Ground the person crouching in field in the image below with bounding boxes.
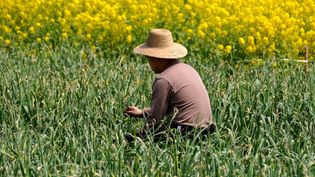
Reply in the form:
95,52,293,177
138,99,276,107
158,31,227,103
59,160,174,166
124,29,215,142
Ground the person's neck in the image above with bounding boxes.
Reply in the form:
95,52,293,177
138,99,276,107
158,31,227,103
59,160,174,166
164,59,179,70
153,59,179,74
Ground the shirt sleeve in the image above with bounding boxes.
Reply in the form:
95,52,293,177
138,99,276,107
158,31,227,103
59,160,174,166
146,78,172,125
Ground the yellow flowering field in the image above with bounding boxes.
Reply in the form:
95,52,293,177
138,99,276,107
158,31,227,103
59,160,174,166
1,0,315,60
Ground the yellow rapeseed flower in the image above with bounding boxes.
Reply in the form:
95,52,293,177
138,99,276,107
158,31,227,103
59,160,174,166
2,25,12,33
127,34,132,43
86,34,91,41
126,26,132,32
44,36,50,42
0,0,314,59
62,32,68,39
217,44,224,50
239,37,245,45
186,29,193,34
225,45,232,54
184,4,192,11
267,42,276,54
198,30,205,39
246,46,256,53
247,36,255,46
263,37,269,44
4,39,11,46
210,32,216,38
22,33,27,39
36,37,41,43
81,50,87,60
29,26,35,34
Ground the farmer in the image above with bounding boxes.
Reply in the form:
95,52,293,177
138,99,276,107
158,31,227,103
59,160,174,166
124,29,215,141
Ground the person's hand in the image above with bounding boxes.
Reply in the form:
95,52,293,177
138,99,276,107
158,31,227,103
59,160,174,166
123,106,143,118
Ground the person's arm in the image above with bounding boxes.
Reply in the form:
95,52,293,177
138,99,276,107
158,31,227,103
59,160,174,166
123,106,151,118
123,106,143,118
146,78,172,126
123,78,171,122
142,107,151,117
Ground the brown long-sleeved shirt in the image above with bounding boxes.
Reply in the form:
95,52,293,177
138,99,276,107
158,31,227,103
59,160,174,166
144,62,213,128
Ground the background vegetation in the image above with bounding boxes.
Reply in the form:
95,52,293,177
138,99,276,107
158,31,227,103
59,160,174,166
1,0,315,176
1,0,315,61
0,47,314,176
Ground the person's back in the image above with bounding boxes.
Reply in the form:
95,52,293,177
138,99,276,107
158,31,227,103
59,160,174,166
155,62,212,128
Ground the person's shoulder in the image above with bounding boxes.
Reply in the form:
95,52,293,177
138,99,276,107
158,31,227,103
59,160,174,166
175,62,190,67
165,62,190,72
175,62,195,70
160,63,192,77
154,76,173,89
175,63,199,75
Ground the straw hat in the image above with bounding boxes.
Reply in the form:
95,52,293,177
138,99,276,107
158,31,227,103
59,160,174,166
133,29,187,59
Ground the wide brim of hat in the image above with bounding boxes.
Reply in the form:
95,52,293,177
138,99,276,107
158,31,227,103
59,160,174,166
133,43,187,59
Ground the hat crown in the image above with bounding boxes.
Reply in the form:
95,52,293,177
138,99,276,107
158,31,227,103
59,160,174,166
146,29,174,48
133,28,187,59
